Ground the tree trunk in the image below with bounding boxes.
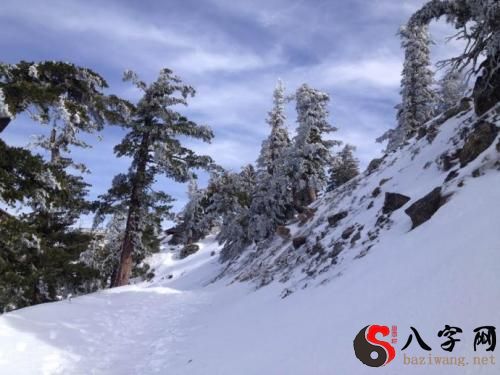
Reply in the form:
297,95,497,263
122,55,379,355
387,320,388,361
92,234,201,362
50,128,61,165
111,130,150,287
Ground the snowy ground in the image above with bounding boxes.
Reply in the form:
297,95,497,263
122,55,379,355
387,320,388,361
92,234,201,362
1,171,500,375
0,105,499,374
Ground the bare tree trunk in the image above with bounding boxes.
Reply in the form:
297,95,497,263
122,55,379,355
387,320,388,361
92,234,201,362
111,130,150,287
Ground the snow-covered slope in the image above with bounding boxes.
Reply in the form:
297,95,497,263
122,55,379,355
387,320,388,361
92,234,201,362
0,103,499,375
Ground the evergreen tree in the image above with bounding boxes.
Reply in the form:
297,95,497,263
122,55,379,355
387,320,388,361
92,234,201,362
205,166,255,262
399,25,436,138
327,144,360,191
0,61,123,309
110,69,214,286
174,177,213,245
436,68,468,112
249,80,293,242
290,84,339,208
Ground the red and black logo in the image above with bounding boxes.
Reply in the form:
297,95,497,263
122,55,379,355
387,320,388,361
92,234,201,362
353,325,396,367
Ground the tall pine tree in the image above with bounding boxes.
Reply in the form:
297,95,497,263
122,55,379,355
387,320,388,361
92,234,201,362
110,69,214,286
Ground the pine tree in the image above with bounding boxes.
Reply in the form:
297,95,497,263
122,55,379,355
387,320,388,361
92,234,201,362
436,68,468,112
398,25,436,138
110,69,214,286
204,166,255,262
328,144,360,191
175,177,213,245
249,80,293,242
290,84,339,208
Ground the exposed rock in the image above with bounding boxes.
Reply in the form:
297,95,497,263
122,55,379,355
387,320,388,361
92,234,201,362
444,170,459,183
367,201,374,210
472,168,481,178
166,226,185,245
440,153,457,172
379,178,391,186
276,225,291,239
341,226,356,240
417,126,427,140
327,211,348,226
179,244,200,259
371,187,381,198
366,158,383,174
382,192,411,214
292,236,307,249
459,121,499,167
404,187,444,229
497,139,500,153
350,231,361,245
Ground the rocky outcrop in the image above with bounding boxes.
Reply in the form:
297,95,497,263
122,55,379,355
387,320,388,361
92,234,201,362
327,211,348,226
292,236,307,249
366,158,383,175
179,244,200,259
404,187,444,229
382,192,411,214
459,121,499,167
276,225,291,239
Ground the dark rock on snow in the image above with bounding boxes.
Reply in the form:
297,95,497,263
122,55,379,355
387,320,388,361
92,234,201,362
341,226,356,240
382,192,411,214
327,211,348,226
276,225,291,239
293,236,307,249
459,121,498,167
179,244,200,259
404,187,444,229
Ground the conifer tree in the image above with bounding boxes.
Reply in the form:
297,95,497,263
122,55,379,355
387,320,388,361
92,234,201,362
436,68,468,112
110,69,214,286
328,144,360,191
290,84,339,208
249,80,293,242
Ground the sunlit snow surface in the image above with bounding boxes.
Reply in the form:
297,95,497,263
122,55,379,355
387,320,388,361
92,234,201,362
0,106,499,374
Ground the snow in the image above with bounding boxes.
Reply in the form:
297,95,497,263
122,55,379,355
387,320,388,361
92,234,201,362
0,106,499,374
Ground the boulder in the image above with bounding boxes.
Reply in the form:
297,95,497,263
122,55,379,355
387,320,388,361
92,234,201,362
366,158,383,175
459,121,499,167
404,187,443,229
327,211,348,226
179,244,200,259
341,225,356,240
371,187,381,198
382,192,411,214
276,225,291,239
292,236,307,249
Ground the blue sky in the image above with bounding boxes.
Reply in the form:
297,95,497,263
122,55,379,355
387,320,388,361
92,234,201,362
0,0,463,224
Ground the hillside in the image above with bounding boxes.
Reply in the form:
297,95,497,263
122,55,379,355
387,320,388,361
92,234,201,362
0,102,499,374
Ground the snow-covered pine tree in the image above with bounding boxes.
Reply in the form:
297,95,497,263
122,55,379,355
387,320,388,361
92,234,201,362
398,25,436,139
327,144,360,191
290,84,339,208
175,177,213,245
436,68,468,112
406,0,500,115
204,166,255,262
110,69,214,287
249,80,293,242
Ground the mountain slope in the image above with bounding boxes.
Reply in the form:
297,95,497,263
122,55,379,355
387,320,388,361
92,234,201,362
0,102,499,375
